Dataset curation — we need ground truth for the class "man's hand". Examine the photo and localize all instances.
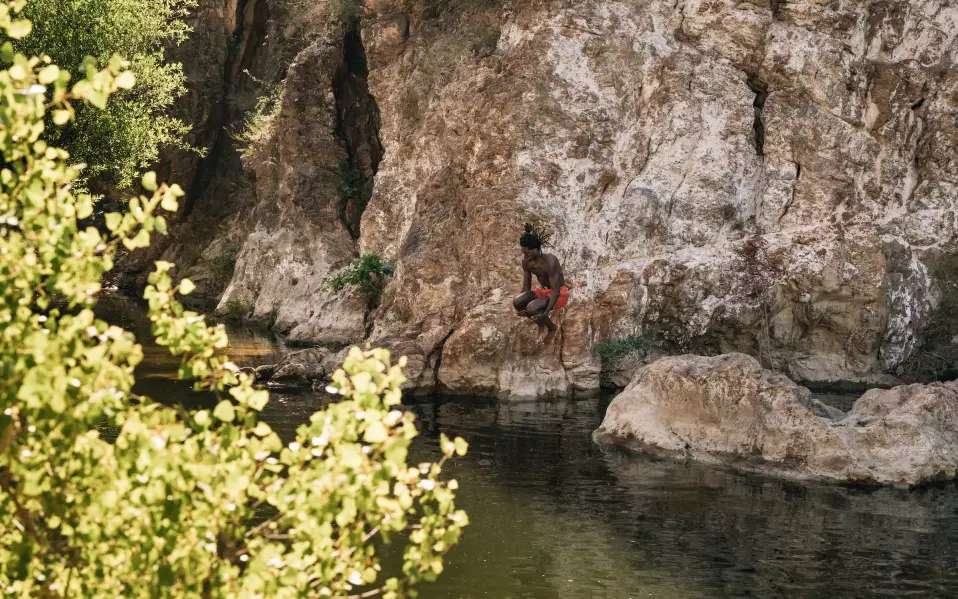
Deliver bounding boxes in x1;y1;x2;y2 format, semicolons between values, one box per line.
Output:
534;313;551;326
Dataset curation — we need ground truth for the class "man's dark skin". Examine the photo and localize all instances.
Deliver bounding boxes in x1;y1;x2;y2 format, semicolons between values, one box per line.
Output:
513;246;565;344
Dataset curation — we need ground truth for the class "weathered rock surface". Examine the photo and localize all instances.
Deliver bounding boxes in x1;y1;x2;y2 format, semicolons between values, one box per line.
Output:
127;0;958;398
267;347;331;387
593;353;958;486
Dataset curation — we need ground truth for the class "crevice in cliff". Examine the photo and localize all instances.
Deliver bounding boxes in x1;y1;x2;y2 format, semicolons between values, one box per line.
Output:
747;75;769;156
333;25;383;239
779;162;800;222
429;327;457;393
769;0;782;19
182;0;269;217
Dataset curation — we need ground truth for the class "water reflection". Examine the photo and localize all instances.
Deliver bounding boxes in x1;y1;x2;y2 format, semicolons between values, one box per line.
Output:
403;397;958;599
98;294;958;598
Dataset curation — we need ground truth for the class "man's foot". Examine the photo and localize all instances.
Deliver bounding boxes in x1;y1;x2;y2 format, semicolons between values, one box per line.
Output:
543;326;557;345
535;323;547;343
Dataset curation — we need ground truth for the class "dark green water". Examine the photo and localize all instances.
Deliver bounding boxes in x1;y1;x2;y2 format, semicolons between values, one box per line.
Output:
107;295;958;599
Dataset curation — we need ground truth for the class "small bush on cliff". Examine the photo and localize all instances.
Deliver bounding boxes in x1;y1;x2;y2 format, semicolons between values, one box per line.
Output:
595;335;657;360
211;242;240;278
337;159;374;210
331;254;396;302
236;78;284;161
14;0;195;187
0;9;467;596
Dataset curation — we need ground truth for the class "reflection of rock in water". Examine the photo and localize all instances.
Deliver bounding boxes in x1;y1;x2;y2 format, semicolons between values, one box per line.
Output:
601;451;958;598
405;397;714;599
96;292;288;386
404;396;958;599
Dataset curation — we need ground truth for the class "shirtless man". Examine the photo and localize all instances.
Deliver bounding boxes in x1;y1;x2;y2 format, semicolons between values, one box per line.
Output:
512;223;569;344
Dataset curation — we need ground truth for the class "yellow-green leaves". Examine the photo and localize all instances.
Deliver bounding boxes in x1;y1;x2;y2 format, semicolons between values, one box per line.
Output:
5;19;30;39
140;170;157;191
0;9;466;594
212;400;235;422
178;278;195;295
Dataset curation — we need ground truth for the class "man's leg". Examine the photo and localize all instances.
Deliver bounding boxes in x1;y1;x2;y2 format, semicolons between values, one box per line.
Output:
523;297;553;342
513;291;537;315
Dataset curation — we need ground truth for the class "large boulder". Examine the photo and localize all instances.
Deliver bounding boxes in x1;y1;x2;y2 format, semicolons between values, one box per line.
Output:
593;353;958;486
267;347;331;388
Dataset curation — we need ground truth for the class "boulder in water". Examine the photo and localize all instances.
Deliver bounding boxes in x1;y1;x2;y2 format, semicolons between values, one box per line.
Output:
267;347;331;388
593;353;958;486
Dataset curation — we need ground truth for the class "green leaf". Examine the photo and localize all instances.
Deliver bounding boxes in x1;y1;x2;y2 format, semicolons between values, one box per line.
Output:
248;390;268;411
193;410;211;427
454;437;469;456
114;70;135;89
122;229;150;250
213;400;235;422
160;192;178;212
179;279;195;295
37;65;59;84
364;421;388;443
104;212;122;231
141;171;157;192
6;19;32;39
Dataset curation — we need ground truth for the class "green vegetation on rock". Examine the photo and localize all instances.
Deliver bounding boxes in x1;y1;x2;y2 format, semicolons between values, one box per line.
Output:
595;335;656;359
331;254;396;302
14;0;195;187
0;6;467;595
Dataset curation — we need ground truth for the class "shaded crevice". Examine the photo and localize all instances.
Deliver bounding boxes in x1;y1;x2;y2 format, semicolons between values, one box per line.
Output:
430;327;457;393
780;162;800;222
182;0;269;217
747;75;769;156
333;26;383;239
769;0;782;19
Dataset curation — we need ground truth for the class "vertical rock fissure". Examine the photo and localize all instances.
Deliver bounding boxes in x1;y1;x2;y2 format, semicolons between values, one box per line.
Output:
430;327;457;393
747;76;769;156
780;162;800;222
769;0;782;19
332;25;384;239
183;0;267;216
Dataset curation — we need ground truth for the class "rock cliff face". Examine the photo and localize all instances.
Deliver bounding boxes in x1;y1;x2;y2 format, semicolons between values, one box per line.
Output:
133;0;958;398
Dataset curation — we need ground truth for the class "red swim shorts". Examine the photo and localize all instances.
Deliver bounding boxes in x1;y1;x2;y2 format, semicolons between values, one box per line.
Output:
534;286;569;310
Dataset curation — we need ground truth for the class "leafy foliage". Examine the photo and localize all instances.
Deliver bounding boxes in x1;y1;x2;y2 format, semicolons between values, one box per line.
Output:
235;80;283;162
0;6;467;596
211;243;240;278
224;296;249;322
595;335;656;360
337;159;374;211
331;254;396;302
13;0;195;187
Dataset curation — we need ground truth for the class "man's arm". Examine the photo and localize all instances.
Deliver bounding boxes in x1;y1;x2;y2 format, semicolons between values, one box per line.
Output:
538;258;565;318
521;263;532;293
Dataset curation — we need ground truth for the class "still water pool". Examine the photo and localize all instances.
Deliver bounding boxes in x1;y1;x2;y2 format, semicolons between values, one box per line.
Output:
107;294;958;599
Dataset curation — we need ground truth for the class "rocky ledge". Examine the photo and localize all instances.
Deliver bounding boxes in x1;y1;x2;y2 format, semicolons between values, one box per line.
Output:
593;353;958;487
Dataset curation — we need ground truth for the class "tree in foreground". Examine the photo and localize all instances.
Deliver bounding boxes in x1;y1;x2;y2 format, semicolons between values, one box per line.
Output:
13;0;195;188
0;3;468;597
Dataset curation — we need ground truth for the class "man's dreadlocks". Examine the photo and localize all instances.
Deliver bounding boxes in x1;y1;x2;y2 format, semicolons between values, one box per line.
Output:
519;222;553;252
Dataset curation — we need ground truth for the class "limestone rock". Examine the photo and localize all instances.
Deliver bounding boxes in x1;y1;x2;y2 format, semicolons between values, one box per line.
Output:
355;0;957;395
253;364;277;383
267;347;331;387
593;353;958;486
134;0;958;398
